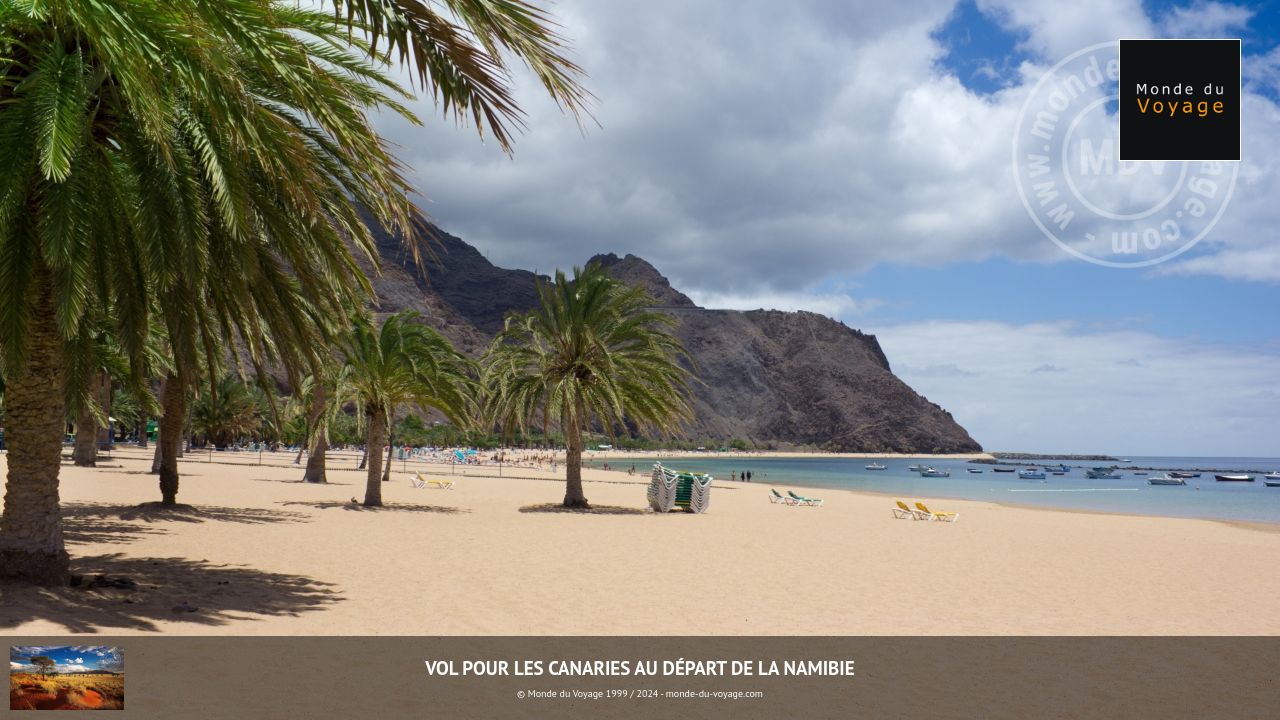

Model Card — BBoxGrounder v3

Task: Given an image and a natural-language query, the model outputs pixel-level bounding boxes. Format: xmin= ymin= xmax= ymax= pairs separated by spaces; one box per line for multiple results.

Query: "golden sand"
xmin=2 ymin=446 xmax=1278 ymax=635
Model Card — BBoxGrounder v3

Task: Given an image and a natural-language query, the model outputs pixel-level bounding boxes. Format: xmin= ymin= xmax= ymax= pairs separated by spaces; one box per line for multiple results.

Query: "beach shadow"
xmin=279 ymin=500 xmax=467 ymax=514
xmin=0 ymin=554 xmax=342 ymax=633
xmin=519 ymin=503 xmax=648 ymax=516
xmin=61 ymin=515 xmax=169 ymax=547
xmin=251 ymin=478 xmax=353 ymax=486
xmin=62 ymin=502 xmax=310 ymax=526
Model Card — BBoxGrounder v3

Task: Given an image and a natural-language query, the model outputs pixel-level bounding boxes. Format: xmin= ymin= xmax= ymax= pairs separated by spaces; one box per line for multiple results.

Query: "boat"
xmin=907 ymin=464 xmax=924 ymax=472
xmin=1169 ymin=471 xmax=1200 ymax=479
xmin=865 ymin=463 xmax=886 ymax=471
xmin=1264 ymin=478 xmax=1280 ymax=487
xmin=1085 ymin=466 xmax=1123 ymax=479
xmin=1018 ymin=468 xmax=1046 ymax=479
xmin=1264 ymin=472 xmax=1280 ymax=480
xmin=967 ymin=468 xmax=983 ymax=474
xmin=920 ymin=468 xmax=950 ymax=477
xmin=992 ymin=467 xmax=1016 ymax=473
xmin=1215 ymin=474 xmax=1254 ymax=482
xmin=1044 ymin=464 xmax=1070 ymax=473
xmin=1147 ymin=475 xmax=1186 ymax=486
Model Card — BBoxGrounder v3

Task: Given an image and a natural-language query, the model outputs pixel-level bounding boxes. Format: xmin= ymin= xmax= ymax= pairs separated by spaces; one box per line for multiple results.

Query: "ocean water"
xmin=586 ymin=455 xmax=1280 ymax=524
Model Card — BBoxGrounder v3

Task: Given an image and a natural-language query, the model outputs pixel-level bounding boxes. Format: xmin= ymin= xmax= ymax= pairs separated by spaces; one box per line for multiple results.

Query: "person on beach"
xmin=746 ymin=470 xmax=752 ymax=482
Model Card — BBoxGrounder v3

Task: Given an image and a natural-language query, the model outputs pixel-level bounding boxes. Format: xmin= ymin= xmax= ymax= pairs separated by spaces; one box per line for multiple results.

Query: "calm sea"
xmin=586 ymin=455 xmax=1280 ymax=524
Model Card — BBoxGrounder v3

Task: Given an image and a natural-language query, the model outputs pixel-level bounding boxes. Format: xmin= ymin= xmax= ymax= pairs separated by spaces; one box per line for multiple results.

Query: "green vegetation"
xmin=0 ymin=0 xmax=588 ymax=585
xmin=483 ymin=264 xmax=693 ymax=508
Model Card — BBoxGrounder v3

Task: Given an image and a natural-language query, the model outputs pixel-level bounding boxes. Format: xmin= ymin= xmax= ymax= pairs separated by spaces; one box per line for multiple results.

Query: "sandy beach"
xmin=3 ymin=446 xmax=1278 ymax=636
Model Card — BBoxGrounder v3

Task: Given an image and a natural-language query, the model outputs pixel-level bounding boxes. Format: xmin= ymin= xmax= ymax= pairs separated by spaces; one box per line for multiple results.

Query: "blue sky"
xmin=379 ymin=0 xmax=1280 ymax=455
xmin=10 ymin=646 xmax=123 ymax=674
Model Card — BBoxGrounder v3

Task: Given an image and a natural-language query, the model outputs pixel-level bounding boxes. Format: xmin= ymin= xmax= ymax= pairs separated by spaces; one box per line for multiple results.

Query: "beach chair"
xmin=769 ymin=489 xmax=794 ymax=505
xmin=414 ymin=473 xmax=455 ymax=490
xmin=787 ymin=490 xmax=824 ymax=507
xmin=893 ymin=500 xmax=918 ymax=519
xmin=914 ymin=502 xmax=958 ymax=522
xmin=409 ymin=474 xmax=426 ymax=489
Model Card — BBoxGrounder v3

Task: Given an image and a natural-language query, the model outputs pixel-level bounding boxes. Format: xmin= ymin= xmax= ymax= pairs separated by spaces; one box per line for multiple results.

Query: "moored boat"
xmin=1147 ymin=475 xmax=1186 ymax=486
xmin=865 ymin=462 xmax=886 ymax=470
xmin=1264 ymin=472 xmax=1280 ymax=481
xmin=1018 ymin=468 xmax=1046 ymax=479
xmin=1169 ymin=471 xmax=1200 ymax=479
xmin=1264 ymin=478 xmax=1280 ymax=487
xmin=967 ymin=468 xmax=983 ymax=474
xmin=1215 ymin=474 xmax=1254 ymax=482
xmin=1085 ymin=466 xmax=1123 ymax=479
xmin=1045 ymin=464 xmax=1070 ymax=473
xmin=907 ymin=464 xmax=924 ymax=472
xmin=920 ymin=468 xmax=950 ymax=477
xmin=992 ymin=467 xmax=1016 ymax=473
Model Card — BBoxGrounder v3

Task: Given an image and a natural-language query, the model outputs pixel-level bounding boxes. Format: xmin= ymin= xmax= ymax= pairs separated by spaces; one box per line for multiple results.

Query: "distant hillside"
xmin=364 ymin=225 xmax=982 ymax=453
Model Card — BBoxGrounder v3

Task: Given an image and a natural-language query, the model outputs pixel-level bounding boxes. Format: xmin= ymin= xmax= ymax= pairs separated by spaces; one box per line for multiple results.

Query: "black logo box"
xmin=1119 ymin=38 xmax=1241 ymax=161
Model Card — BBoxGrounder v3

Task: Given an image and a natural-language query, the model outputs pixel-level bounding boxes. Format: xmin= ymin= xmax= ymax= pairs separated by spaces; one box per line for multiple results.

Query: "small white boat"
xmin=907 ymin=464 xmax=924 ymax=472
xmin=865 ymin=462 xmax=886 ymax=470
xmin=1086 ymin=467 xmax=1123 ymax=479
xmin=1147 ymin=475 xmax=1186 ymax=486
xmin=1264 ymin=472 xmax=1280 ymax=480
xmin=920 ymin=468 xmax=950 ymax=477
xmin=967 ymin=468 xmax=983 ymax=474
xmin=1215 ymin=474 xmax=1254 ymax=482
xmin=1018 ymin=468 xmax=1046 ymax=479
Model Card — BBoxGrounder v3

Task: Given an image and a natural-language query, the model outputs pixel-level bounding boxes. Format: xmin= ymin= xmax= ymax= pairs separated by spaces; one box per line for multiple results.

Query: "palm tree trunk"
xmin=563 ymin=417 xmax=588 ymax=508
xmin=157 ymin=372 xmax=186 ymax=506
xmin=72 ymin=408 xmax=97 ymax=467
xmin=95 ymin=373 xmax=112 ymax=453
xmin=303 ymin=383 xmax=328 ymax=484
xmin=362 ymin=408 xmax=386 ymax=506
xmin=0 ymin=263 xmax=70 ymax=584
xmin=136 ymin=414 xmax=149 ymax=448
xmin=151 ymin=430 xmax=162 ymax=472
xmin=381 ymin=419 xmax=394 ymax=483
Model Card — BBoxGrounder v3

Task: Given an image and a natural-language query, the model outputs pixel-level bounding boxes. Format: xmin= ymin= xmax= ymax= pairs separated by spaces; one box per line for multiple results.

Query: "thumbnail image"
xmin=9 ymin=647 xmax=123 ymax=711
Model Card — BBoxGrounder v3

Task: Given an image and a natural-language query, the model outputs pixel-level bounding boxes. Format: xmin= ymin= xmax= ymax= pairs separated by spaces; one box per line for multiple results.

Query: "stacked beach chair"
xmin=648 ymin=463 xmax=712 ymax=513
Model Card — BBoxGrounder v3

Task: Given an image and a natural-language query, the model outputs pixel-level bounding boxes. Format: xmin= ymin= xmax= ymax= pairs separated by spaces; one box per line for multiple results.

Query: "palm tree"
xmin=294 ymin=366 xmax=355 ymax=484
xmin=0 ymin=0 xmax=588 ymax=585
xmin=190 ymin=376 xmax=263 ymax=450
xmin=483 ymin=265 xmax=694 ymax=508
xmin=343 ymin=311 xmax=473 ymax=506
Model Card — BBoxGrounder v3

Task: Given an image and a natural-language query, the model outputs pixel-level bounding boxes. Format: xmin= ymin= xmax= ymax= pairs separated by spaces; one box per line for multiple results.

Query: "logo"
xmin=1013 ymin=41 xmax=1238 ymax=268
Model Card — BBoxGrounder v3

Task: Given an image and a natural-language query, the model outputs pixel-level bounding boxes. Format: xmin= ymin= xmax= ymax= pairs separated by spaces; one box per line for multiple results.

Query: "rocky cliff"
xmin=367 ymin=225 xmax=982 ymax=453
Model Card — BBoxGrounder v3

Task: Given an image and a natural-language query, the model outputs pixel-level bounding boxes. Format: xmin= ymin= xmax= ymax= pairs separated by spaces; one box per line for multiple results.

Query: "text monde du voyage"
xmin=1133 ymin=82 xmax=1229 ymax=118
xmin=424 ymin=659 xmax=857 ymax=677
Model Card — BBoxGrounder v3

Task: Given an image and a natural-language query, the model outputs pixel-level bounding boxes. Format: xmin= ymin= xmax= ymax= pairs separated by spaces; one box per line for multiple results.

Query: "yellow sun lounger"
xmin=914 ymin=502 xmax=958 ymax=522
xmin=893 ymin=500 xmax=918 ymax=519
xmin=411 ymin=473 xmax=455 ymax=490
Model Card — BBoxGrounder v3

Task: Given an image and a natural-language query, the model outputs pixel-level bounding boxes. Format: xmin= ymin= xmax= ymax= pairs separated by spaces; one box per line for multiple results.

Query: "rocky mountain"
xmin=366 ymin=224 xmax=982 ymax=453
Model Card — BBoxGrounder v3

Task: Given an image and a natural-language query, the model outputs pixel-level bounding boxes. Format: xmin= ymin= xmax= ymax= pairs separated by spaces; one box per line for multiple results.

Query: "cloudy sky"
xmin=376 ymin=0 xmax=1280 ymax=456
xmin=10 ymin=646 xmax=123 ymax=674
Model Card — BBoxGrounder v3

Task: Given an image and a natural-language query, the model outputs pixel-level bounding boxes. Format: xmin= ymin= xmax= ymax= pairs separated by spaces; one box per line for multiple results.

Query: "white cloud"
xmin=376 ymin=0 xmax=1280 ymax=288
xmin=685 ymin=289 xmax=884 ymax=318
xmin=875 ymin=320 xmax=1280 ymax=455
xmin=1159 ymin=1 xmax=1254 ymax=37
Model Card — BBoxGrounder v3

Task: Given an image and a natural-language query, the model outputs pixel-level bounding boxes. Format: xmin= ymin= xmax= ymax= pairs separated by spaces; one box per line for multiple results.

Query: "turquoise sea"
xmin=586 ymin=455 xmax=1280 ymax=524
